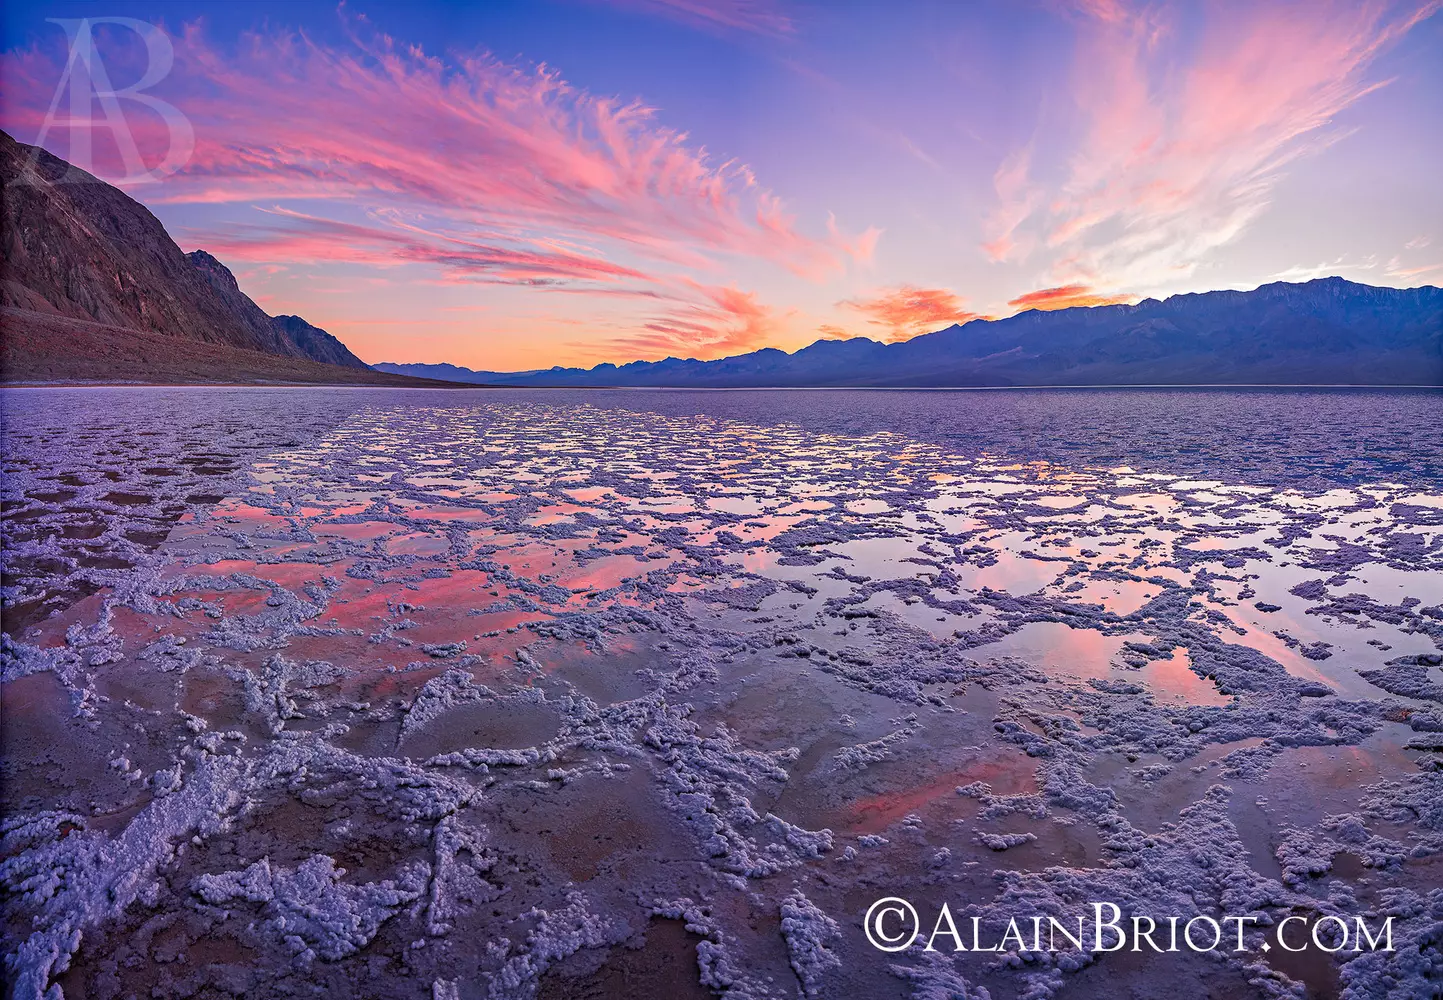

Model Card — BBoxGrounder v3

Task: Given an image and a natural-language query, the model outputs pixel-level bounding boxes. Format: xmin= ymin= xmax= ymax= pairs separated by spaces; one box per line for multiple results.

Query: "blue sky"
xmin=4 ymin=0 xmax=1440 ymax=369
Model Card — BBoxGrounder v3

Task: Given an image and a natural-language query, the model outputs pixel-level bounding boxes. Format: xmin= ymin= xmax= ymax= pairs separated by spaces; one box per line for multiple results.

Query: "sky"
xmin=2 ymin=0 xmax=1441 ymax=371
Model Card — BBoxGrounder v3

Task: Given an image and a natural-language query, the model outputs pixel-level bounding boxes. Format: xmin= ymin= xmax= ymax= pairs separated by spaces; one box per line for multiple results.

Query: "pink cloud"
xmin=187 ymin=207 xmax=650 ymax=284
xmin=623 ymin=281 xmax=782 ymax=357
xmin=842 ymin=285 xmax=987 ymax=342
xmin=1386 ymin=261 xmax=1443 ymax=278
xmin=828 ymin=213 xmax=883 ymax=265
xmin=548 ymin=279 xmax=784 ymax=361
xmin=0 ymin=17 xmax=867 ymax=285
xmin=984 ymin=0 xmax=1440 ymax=290
xmin=1054 ymin=0 xmax=1134 ymax=24
xmin=980 ymin=144 xmax=1041 ymax=263
xmin=1007 ymin=283 xmax=1135 ymax=311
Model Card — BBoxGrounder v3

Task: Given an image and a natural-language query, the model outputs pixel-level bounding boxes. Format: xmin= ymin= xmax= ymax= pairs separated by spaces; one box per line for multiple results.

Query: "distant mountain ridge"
xmin=377 ymin=277 xmax=1443 ymax=387
xmin=5 ymin=129 xmax=1436 ymax=389
xmin=0 ymin=129 xmax=406 ymax=383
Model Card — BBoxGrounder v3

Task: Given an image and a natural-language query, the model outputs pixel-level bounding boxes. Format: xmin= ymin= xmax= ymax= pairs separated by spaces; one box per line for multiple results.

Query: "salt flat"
xmin=3 ymin=386 xmax=1441 ymax=1000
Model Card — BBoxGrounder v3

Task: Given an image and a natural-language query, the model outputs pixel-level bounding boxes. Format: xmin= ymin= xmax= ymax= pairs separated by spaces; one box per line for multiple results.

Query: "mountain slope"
xmin=270 ymin=314 xmax=370 ymax=370
xmin=377 ymin=277 xmax=1443 ymax=387
xmin=0 ymin=308 xmax=462 ymax=386
xmin=0 ymin=129 xmax=375 ymax=378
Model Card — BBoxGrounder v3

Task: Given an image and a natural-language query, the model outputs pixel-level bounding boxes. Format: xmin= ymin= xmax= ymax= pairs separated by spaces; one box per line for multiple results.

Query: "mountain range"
xmin=0 ymin=130 xmax=445 ymax=385
xmin=377 ymin=276 xmax=1443 ymax=388
xmin=3 ymin=128 xmax=1438 ymax=388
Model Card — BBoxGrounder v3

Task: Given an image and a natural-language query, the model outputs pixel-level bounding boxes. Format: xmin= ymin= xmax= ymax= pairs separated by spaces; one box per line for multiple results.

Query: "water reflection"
xmin=4 ymin=387 xmax=1441 ymax=1000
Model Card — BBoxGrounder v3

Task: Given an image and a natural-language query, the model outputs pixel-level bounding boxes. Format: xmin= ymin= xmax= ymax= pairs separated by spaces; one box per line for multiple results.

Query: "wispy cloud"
xmin=1388 ymin=262 xmax=1443 ymax=277
xmin=598 ymin=0 xmax=796 ymax=37
xmin=985 ymin=0 xmax=1441 ymax=291
xmin=1269 ymin=254 xmax=1379 ymax=282
xmin=842 ymin=285 xmax=987 ymax=341
xmin=1 ymin=16 xmax=866 ymax=286
xmin=1385 ymin=257 xmax=1443 ymax=279
xmin=981 ymin=145 xmax=1041 ymax=263
xmin=1007 ymin=284 xmax=1135 ymax=311
xmin=597 ymin=280 xmax=783 ymax=358
xmin=190 ymin=207 xmax=651 ymax=284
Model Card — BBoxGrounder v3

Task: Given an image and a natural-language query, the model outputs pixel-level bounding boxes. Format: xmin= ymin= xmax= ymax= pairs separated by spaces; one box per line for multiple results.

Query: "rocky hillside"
xmin=270 ymin=314 xmax=368 ymax=369
xmin=0 ymin=129 xmax=374 ymax=377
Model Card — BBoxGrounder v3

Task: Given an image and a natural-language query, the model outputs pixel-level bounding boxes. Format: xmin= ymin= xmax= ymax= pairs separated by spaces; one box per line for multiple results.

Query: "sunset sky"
xmin=3 ymin=0 xmax=1440 ymax=370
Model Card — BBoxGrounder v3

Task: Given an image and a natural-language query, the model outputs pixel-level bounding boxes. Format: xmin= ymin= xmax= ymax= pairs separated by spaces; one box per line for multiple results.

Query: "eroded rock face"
xmin=2 ymin=386 xmax=1441 ymax=1000
xmin=0 ymin=129 xmax=369 ymax=370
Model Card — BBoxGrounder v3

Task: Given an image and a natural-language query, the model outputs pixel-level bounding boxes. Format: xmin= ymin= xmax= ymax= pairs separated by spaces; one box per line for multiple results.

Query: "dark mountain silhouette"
xmin=0 ymin=129 xmax=440 ymax=384
xmin=269 ymin=314 xmax=370 ymax=370
xmin=368 ymin=361 xmax=519 ymax=385
xmin=378 ymin=277 xmax=1443 ymax=387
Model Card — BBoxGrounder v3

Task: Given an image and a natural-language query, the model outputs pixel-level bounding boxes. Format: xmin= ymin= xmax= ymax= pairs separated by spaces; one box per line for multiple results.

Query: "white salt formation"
xmin=2 ymin=386 xmax=1441 ymax=999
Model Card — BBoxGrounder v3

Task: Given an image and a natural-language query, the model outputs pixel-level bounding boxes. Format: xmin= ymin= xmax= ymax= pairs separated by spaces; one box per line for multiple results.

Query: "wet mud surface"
xmin=3 ymin=386 xmax=1442 ymax=999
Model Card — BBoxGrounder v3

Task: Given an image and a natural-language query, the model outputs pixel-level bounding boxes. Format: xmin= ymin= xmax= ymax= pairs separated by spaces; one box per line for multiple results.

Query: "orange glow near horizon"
xmin=2 ymin=0 xmax=1438 ymax=371
xmin=1007 ymin=284 xmax=1137 ymax=312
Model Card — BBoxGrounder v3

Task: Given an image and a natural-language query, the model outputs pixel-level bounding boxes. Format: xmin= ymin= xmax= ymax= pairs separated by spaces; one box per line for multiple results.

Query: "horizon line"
xmin=7 ymin=382 xmax=1441 ymax=391
xmin=375 ymin=274 xmax=1442 ymax=375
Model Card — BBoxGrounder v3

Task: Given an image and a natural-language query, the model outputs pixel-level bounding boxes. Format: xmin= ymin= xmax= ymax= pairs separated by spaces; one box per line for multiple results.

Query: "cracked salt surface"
xmin=2 ymin=386 xmax=1442 ymax=1000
